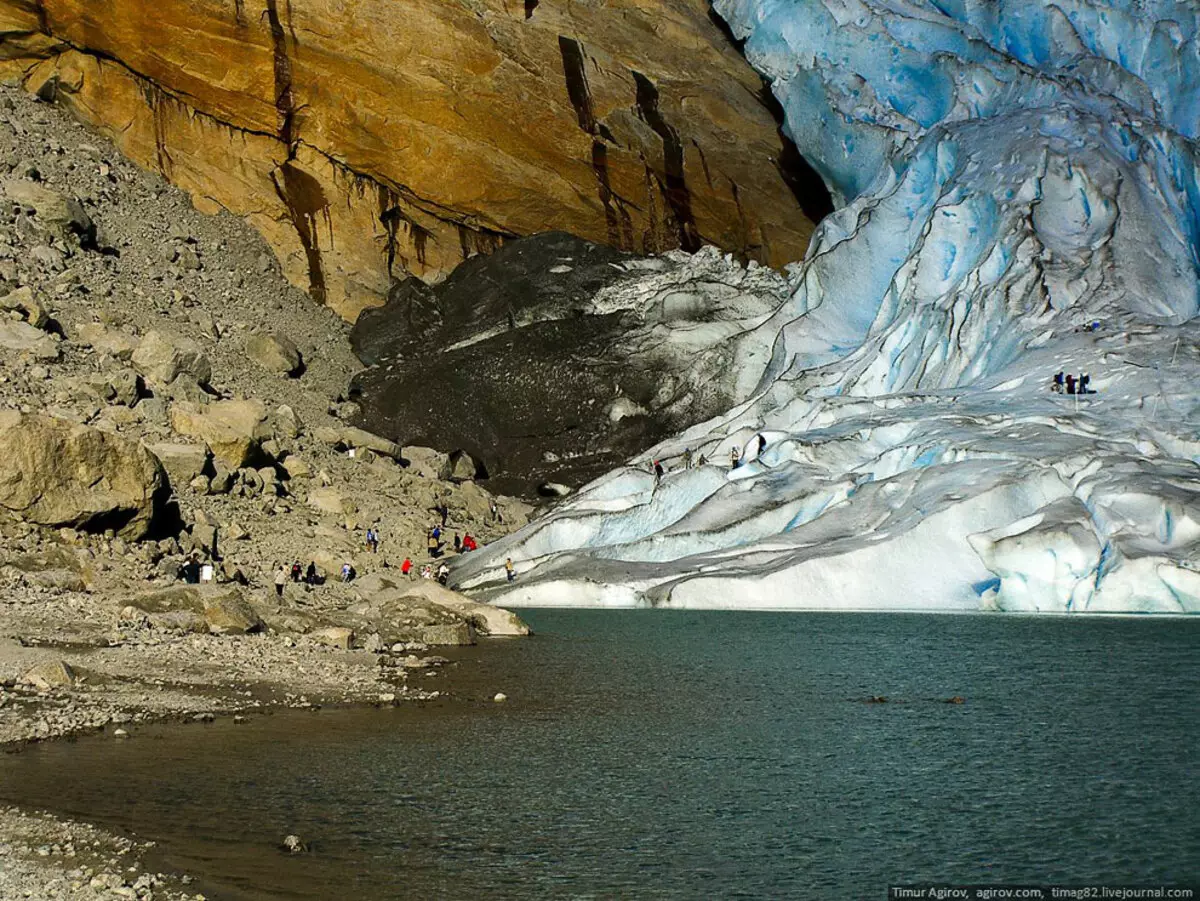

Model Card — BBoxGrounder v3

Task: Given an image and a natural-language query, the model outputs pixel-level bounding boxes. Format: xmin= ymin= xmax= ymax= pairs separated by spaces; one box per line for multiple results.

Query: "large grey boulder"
xmin=245 ymin=332 xmax=303 ymax=376
xmin=145 ymin=442 xmax=213 ymax=489
xmin=2 ymin=178 xmax=94 ymax=243
xmin=132 ymin=330 xmax=212 ymax=388
xmin=0 ymin=320 xmax=59 ymax=359
xmin=169 ymin=399 xmax=271 ymax=469
xmin=0 ymin=412 xmax=166 ymax=539
xmin=355 ymin=574 xmax=529 ymax=636
xmin=0 ymin=286 xmax=48 ymax=328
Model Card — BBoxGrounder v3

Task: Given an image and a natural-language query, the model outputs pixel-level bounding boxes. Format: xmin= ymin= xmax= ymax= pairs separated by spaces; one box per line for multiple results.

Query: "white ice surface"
xmin=454 ymin=0 xmax=1200 ymax=613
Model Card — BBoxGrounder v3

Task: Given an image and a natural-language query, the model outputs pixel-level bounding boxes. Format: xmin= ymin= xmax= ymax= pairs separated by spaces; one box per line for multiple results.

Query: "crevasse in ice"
xmin=456 ymin=0 xmax=1200 ymax=613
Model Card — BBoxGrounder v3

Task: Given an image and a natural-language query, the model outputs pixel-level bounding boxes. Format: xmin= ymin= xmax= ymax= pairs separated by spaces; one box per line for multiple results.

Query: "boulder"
xmin=74 ymin=322 xmax=137 ymax=359
xmin=340 ymin=427 xmax=402 ymax=461
xmin=2 ymin=179 xmax=94 ymax=242
xmin=306 ymin=486 xmax=350 ymax=515
xmin=402 ymin=446 xmax=449 ymax=480
xmin=145 ymin=442 xmax=212 ymax=488
xmin=357 ymin=576 xmax=529 ymax=636
xmin=441 ymin=449 xmax=482 ymax=482
xmin=21 ymin=659 xmax=76 ymax=691
xmin=0 ymin=286 xmax=49 ymax=328
xmin=272 ymin=404 xmax=303 ymax=439
xmin=107 ymin=369 xmax=142 ymax=406
xmin=147 ymin=610 xmax=209 ymax=633
xmin=245 ymin=332 xmax=303 ymax=376
xmin=132 ymin=329 xmax=212 ymax=387
xmin=308 ymin=626 xmax=354 ymax=649
xmin=0 ymin=412 xmax=166 ymax=539
xmin=398 ymin=581 xmax=531 ymax=636
xmin=202 ymin=590 xmax=263 ymax=634
xmin=169 ymin=399 xmax=271 ymax=469
xmin=0 ymin=320 xmax=59 ymax=359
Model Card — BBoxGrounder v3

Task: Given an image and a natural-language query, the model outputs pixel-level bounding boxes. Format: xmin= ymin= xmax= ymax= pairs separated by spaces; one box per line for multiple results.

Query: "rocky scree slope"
xmin=0 ymin=84 xmax=532 ymax=756
xmin=0 ymin=0 xmax=827 ymax=319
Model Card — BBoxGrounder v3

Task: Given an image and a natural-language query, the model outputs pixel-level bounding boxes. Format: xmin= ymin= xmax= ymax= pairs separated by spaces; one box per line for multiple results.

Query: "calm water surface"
xmin=2 ymin=611 xmax=1198 ymax=899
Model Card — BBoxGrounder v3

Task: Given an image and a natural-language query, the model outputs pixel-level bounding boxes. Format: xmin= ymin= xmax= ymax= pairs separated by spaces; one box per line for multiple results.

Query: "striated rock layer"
xmin=0 ymin=0 xmax=824 ymax=319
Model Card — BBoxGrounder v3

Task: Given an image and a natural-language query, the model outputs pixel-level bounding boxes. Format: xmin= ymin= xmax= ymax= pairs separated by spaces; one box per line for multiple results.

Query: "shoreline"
xmin=0 ymin=624 xmax=521 ymax=898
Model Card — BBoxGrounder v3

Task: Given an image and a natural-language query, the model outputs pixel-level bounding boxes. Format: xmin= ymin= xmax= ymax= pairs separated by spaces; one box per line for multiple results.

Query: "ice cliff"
xmin=455 ymin=0 xmax=1200 ymax=613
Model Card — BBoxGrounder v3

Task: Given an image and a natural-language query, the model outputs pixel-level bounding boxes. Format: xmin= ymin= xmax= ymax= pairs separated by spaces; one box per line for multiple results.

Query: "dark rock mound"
xmin=349 ymin=233 xmax=674 ymax=496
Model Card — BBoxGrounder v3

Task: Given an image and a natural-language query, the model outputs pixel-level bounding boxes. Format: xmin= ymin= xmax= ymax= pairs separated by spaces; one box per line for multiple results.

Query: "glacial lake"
xmin=2 ymin=610 xmax=1198 ymax=899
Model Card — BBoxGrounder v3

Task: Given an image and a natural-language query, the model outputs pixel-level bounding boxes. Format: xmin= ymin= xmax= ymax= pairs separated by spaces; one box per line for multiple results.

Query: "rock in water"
xmin=0 ymin=412 xmax=166 ymax=539
xmin=350 ymin=234 xmax=790 ymax=495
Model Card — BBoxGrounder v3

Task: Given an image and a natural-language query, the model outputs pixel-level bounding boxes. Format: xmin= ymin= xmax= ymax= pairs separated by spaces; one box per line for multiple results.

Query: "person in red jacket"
xmin=401 ymin=557 xmax=413 ymax=579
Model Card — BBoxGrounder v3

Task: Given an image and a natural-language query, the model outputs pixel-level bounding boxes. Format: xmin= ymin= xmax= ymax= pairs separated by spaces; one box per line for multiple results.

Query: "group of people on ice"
xmin=651 ymin=432 xmax=770 ymax=486
xmin=1052 ymin=370 xmax=1095 ymax=394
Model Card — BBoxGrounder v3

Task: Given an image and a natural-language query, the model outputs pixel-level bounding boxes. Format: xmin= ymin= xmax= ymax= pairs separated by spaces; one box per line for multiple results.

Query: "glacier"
xmin=453 ymin=0 xmax=1200 ymax=613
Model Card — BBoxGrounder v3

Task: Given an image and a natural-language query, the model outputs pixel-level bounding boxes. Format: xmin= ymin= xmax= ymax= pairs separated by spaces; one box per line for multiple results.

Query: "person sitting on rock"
xmin=427 ymin=530 xmax=441 ymax=558
xmin=401 ymin=557 xmax=413 ymax=579
xmin=505 ymin=557 xmax=515 ymax=583
xmin=437 ymin=563 xmax=450 ymax=585
xmin=462 ymin=533 xmax=477 ymax=552
xmin=420 ymin=564 xmax=433 ymax=580
xmin=274 ymin=565 xmax=287 ymax=597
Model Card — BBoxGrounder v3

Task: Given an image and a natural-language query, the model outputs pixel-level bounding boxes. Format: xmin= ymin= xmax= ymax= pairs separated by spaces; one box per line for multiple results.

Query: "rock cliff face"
xmin=0 ymin=0 xmax=824 ymax=319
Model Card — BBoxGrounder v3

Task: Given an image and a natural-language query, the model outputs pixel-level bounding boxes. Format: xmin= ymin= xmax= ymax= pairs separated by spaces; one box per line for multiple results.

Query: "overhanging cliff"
xmin=0 ymin=0 xmax=826 ymax=319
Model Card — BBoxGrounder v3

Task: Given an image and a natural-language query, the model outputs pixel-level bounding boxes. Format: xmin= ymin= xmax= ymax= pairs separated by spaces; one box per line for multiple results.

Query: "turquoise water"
xmin=2 ymin=611 xmax=1198 ymax=899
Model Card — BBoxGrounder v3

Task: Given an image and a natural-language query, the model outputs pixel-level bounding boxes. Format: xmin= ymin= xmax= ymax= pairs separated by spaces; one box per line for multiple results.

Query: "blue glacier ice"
xmin=455 ymin=0 xmax=1200 ymax=613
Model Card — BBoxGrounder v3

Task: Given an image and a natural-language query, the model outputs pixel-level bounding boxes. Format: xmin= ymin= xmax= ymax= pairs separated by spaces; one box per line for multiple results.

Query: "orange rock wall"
xmin=0 ymin=0 xmax=817 ymax=319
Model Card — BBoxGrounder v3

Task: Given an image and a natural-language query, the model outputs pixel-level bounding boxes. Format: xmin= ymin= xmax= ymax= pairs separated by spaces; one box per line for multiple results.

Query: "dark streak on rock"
xmin=272 ymin=162 xmax=328 ymax=303
xmin=233 ymin=0 xmax=247 ymax=27
xmin=524 ymin=0 xmax=538 ymax=19
xmin=136 ymin=80 xmax=174 ymax=176
xmin=692 ymin=138 xmax=713 ymax=188
xmin=557 ymin=36 xmax=596 ymax=135
xmin=632 ymin=71 xmax=699 ymax=252
xmin=264 ymin=0 xmax=296 ymax=150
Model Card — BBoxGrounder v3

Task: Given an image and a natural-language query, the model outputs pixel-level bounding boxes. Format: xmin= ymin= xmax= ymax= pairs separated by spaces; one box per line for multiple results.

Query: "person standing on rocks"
xmin=341 ymin=562 xmax=355 ymax=583
xmin=437 ymin=502 xmax=449 ymax=528
xmin=274 ymin=565 xmax=287 ymax=598
xmin=366 ymin=527 xmax=379 ymax=554
xmin=401 ymin=557 xmax=413 ymax=579
xmin=437 ymin=562 xmax=450 ymax=585
xmin=653 ymin=460 xmax=664 ymax=485
xmin=730 ymin=446 xmax=740 ymax=468
xmin=490 ymin=500 xmax=502 ymax=523
xmin=505 ymin=557 xmax=515 ymax=583
xmin=305 ymin=561 xmax=318 ymax=586
xmin=454 ymin=532 xmax=462 ymax=553
xmin=290 ymin=561 xmax=302 ymax=582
